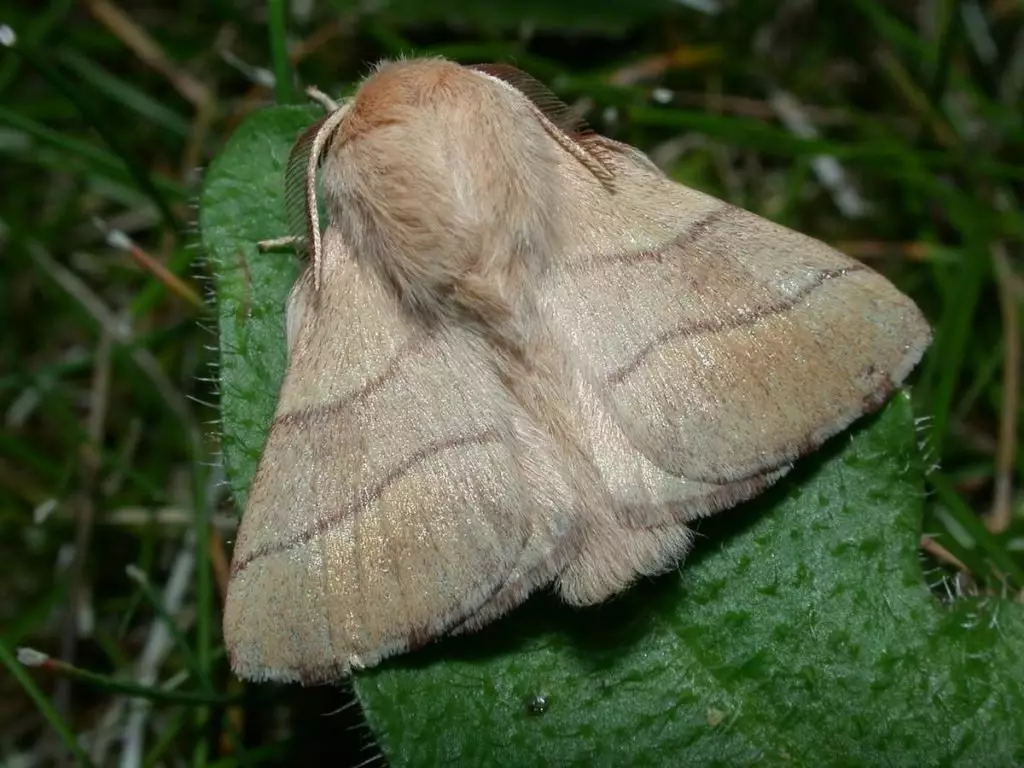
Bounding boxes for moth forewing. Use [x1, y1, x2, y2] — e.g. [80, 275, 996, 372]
[223, 57, 931, 685]
[284, 267, 314, 354]
[225, 63, 586, 684]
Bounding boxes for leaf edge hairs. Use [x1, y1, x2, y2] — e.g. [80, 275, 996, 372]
[222, 57, 932, 686]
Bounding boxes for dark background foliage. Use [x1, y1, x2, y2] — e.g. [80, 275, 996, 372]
[1, 0, 1021, 765]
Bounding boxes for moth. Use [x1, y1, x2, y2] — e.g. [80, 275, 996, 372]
[223, 57, 931, 685]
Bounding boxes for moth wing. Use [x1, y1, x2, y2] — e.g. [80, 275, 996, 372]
[548, 139, 931, 498]
[224, 232, 575, 684]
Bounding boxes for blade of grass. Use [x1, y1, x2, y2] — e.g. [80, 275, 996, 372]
[204, 743, 295, 767]
[0, 0, 74, 96]
[128, 543, 247, 759]
[267, 0, 295, 104]
[1, 581, 69, 647]
[2, 32, 179, 229]
[954, 341, 1004, 426]
[928, 0, 960, 105]
[850, 0, 935, 65]
[57, 48, 192, 138]
[189, 468, 217, 767]
[0, 106, 187, 201]
[930, 473, 1024, 586]
[0, 433, 68, 488]
[26, 237, 197, 435]
[624, 105, 1024, 182]
[15, 647, 239, 706]
[919, 230, 990, 456]
[142, 706, 190, 767]
[874, 46, 959, 149]
[126, 565, 208, 688]
[120, 533, 198, 766]
[84, 0, 211, 108]
[0, 642, 97, 767]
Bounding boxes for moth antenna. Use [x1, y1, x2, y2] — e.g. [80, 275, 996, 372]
[284, 120, 324, 257]
[282, 88, 342, 242]
[308, 106, 350, 290]
[470, 63, 617, 186]
[469, 63, 582, 131]
[283, 105, 349, 290]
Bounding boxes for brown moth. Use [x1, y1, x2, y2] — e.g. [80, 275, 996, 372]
[223, 57, 931, 685]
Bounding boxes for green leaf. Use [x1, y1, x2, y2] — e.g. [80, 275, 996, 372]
[200, 106, 1024, 767]
[199, 104, 319, 503]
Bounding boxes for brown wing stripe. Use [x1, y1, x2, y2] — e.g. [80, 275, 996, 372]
[675, 204, 733, 250]
[569, 204, 732, 271]
[275, 334, 427, 425]
[231, 429, 502, 575]
[608, 265, 868, 385]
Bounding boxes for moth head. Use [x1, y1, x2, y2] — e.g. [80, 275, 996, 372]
[286, 58, 617, 304]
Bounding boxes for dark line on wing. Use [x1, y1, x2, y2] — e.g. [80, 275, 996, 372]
[231, 429, 501, 575]
[275, 334, 427, 426]
[569, 204, 733, 273]
[608, 265, 869, 385]
[676, 204, 733, 249]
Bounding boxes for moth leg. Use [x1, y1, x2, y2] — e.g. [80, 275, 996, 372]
[305, 85, 340, 112]
[256, 234, 304, 252]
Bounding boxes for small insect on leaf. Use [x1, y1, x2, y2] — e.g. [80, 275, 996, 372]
[527, 694, 550, 716]
[222, 57, 931, 686]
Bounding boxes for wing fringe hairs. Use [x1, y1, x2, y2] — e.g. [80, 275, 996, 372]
[223, 57, 932, 685]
